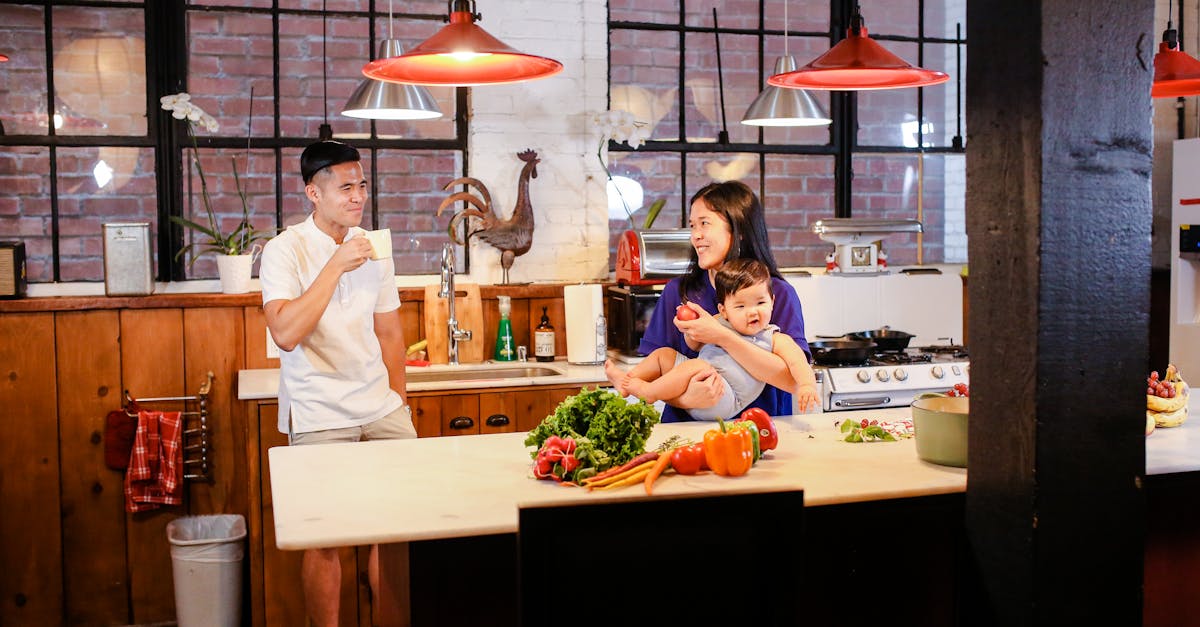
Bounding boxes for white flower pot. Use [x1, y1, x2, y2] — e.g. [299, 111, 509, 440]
[216, 253, 254, 294]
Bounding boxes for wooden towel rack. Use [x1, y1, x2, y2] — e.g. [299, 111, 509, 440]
[124, 371, 214, 481]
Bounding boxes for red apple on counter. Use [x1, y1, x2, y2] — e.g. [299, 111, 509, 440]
[675, 304, 699, 321]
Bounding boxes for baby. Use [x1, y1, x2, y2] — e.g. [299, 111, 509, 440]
[605, 258, 820, 418]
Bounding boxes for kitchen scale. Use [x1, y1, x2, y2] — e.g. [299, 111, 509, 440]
[812, 218, 923, 275]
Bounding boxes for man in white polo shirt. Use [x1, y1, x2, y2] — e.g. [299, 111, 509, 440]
[259, 140, 414, 627]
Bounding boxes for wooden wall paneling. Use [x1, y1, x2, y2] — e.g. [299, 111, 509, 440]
[119, 308, 185, 624]
[478, 392, 518, 434]
[441, 394, 480, 436]
[0, 313, 62, 626]
[408, 395, 442, 437]
[527, 297, 566, 359]
[183, 307, 247, 517]
[257, 405, 307, 627]
[243, 305, 279, 370]
[246, 402, 269, 627]
[55, 310, 129, 625]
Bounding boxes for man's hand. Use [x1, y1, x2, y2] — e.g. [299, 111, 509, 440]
[331, 236, 374, 274]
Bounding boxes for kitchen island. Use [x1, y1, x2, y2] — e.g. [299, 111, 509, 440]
[265, 397, 1200, 626]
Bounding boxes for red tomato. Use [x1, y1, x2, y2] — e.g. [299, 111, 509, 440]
[675, 304, 700, 321]
[670, 443, 707, 475]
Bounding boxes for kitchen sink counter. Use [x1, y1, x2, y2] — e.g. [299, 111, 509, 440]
[269, 399, 1199, 550]
[237, 360, 608, 400]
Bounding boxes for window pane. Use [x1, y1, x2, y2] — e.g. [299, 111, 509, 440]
[0, 5, 50, 136]
[376, 149, 463, 274]
[857, 40, 956, 148]
[770, 0, 828, 34]
[763, 154, 835, 268]
[922, 42, 965, 149]
[188, 9, 276, 138]
[0, 147, 53, 281]
[685, 0, 758, 30]
[355, 15, 459, 140]
[610, 29, 680, 142]
[850, 153, 963, 265]
[52, 7, 147, 136]
[924, 0, 966, 40]
[611, 0, 678, 25]
[683, 31, 760, 145]
[58, 146, 157, 281]
[278, 12, 332, 139]
[180, 148, 276, 279]
[863, 0, 919, 39]
[605, 151, 683, 257]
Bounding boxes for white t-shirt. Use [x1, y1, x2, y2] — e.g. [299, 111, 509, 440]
[259, 214, 403, 434]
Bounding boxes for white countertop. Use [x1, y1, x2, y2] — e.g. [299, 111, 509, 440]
[237, 360, 608, 400]
[267, 408, 961, 549]
[267, 399, 1200, 550]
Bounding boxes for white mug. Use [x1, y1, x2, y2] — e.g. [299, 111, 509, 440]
[365, 228, 392, 260]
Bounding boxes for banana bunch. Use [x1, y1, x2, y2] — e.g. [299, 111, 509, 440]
[1147, 364, 1189, 429]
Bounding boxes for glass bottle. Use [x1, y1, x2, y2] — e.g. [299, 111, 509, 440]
[494, 295, 516, 361]
[534, 306, 556, 362]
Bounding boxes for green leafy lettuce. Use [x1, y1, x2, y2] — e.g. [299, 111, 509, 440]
[524, 387, 660, 480]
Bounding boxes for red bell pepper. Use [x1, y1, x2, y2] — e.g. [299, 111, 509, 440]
[737, 407, 779, 452]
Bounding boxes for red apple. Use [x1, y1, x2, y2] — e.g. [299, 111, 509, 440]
[675, 304, 699, 321]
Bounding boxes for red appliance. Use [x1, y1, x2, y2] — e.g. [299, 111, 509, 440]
[615, 229, 692, 286]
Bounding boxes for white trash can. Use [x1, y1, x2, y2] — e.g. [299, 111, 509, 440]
[167, 514, 247, 627]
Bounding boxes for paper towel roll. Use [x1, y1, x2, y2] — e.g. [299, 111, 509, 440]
[564, 283, 605, 364]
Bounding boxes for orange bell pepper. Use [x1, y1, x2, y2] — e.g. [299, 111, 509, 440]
[703, 418, 754, 477]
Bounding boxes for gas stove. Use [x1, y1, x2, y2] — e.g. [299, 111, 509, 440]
[815, 346, 970, 411]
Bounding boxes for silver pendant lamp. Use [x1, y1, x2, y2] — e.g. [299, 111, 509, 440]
[741, 1, 830, 127]
[342, 0, 443, 120]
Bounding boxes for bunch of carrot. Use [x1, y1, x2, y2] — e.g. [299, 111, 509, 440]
[578, 445, 682, 495]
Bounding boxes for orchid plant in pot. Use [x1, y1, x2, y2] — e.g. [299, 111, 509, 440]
[592, 109, 666, 230]
[162, 91, 274, 294]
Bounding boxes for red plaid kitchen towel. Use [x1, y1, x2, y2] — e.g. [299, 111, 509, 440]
[124, 410, 183, 512]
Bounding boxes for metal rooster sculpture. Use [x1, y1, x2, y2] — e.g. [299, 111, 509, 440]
[437, 149, 540, 285]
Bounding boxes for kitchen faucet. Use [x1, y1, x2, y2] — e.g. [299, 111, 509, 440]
[439, 243, 472, 365]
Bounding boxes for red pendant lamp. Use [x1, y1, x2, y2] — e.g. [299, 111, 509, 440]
[769, 4, 948, 91]
[1152, 18, 1200, 98]
[362, 0, 562, 86]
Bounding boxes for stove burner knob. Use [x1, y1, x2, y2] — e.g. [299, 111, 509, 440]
[875, 369, 890, 382]
[893, 368, 908, 381]
[931, 365, 945, 379]
[856, 370, 871, 383]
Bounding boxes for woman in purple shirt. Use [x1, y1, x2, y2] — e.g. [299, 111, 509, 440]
[636, 181, 811, 422]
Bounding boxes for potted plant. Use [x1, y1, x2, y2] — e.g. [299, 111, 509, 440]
[161, 91, 275, 294]
[592, 109, 666, 230]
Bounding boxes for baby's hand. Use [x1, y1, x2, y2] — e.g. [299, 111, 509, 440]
[795, 383, 820, 413]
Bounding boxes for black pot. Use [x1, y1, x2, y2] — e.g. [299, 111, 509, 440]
[809, 339, 876, 365]
[849, 328, 915, 352]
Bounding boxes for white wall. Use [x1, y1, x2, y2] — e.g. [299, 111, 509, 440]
[459, 0, 611, 285]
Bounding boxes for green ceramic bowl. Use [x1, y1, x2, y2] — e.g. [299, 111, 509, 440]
[910, 393, 969, 468]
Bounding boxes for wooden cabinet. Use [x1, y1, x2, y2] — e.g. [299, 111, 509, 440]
[407, 384, 588, 437]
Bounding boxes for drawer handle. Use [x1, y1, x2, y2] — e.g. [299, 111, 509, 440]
[485, 414, 510, 427]
[449, 416, 474, 430]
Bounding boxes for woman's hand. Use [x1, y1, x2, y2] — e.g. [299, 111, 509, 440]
[668, 364, 725, 410]
[674, 303, 734, 347]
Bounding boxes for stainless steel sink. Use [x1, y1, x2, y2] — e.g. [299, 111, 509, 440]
[405, 365, 563, 384]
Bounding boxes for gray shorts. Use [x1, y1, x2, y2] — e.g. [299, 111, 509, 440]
[289, 404, 418, 446]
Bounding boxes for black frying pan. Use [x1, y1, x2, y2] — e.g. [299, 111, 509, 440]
[848, 328, 915, 352]
[809, 340, 876, 365]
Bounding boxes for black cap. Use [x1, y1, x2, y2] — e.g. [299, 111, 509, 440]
[300, 140, 360, 184]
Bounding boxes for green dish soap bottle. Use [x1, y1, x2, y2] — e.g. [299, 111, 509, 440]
[494, 295, 516, 361]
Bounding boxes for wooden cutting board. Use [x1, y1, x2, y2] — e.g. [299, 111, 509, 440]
[423, 282, 485, 364]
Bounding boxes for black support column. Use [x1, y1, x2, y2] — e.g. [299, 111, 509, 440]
[965, 0, 1152, 624]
